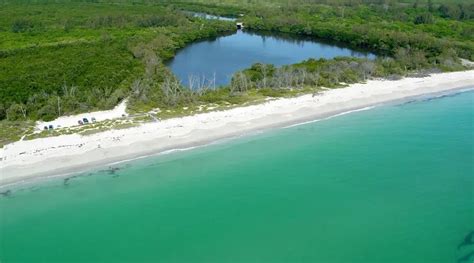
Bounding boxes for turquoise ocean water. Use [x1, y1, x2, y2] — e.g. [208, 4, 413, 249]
[1, 90, 473, 262]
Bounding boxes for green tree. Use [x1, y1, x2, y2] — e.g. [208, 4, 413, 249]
[414, 13, 434, 24]
[11, 19, 36, 33]
[0, 103, 6, 120]
[6, 103, 27, 120]
[427, 0, 434, 12]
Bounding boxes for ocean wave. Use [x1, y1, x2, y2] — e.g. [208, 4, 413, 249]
[283, 106, 376, 129]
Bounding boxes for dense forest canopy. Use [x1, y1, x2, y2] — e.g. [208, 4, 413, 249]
[0, 1, 234, 121]
[0, 0, 472, 129]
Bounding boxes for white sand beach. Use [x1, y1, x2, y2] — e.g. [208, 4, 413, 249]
[35, 99, 128, 130]
[1, 70, 473, 186]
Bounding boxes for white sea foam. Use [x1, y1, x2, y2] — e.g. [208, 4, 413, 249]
[283, 106, 376, 129]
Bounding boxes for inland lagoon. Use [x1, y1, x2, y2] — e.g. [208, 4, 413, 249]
[0, 89, 472, 262]
[167, 29, 376, 87]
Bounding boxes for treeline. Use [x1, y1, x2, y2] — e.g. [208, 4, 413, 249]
[241, 3, 473, 61]
[158, 0, 474, 21]
[229, 51, 465, 94]
[232, 58, 378, 92]
[127, 21, 234, 112]
[0, 2, 234, 121]
[436, 3, 474, 20]
[126, 51, 465, 116]
[0, 40, 142, 120]
[5, 6, 190, 33]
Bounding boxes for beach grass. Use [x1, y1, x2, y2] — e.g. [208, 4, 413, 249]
[0, 85, 325, 145]
[0, 121, 35, 148]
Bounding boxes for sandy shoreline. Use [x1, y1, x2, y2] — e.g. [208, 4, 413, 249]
[1, 70, 473, 187]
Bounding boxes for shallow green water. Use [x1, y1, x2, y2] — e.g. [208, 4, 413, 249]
[1, 90, 473, 263]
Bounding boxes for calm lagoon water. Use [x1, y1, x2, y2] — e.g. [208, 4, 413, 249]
[167, 30, 376, 87]
[0, 90, 473, 262]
